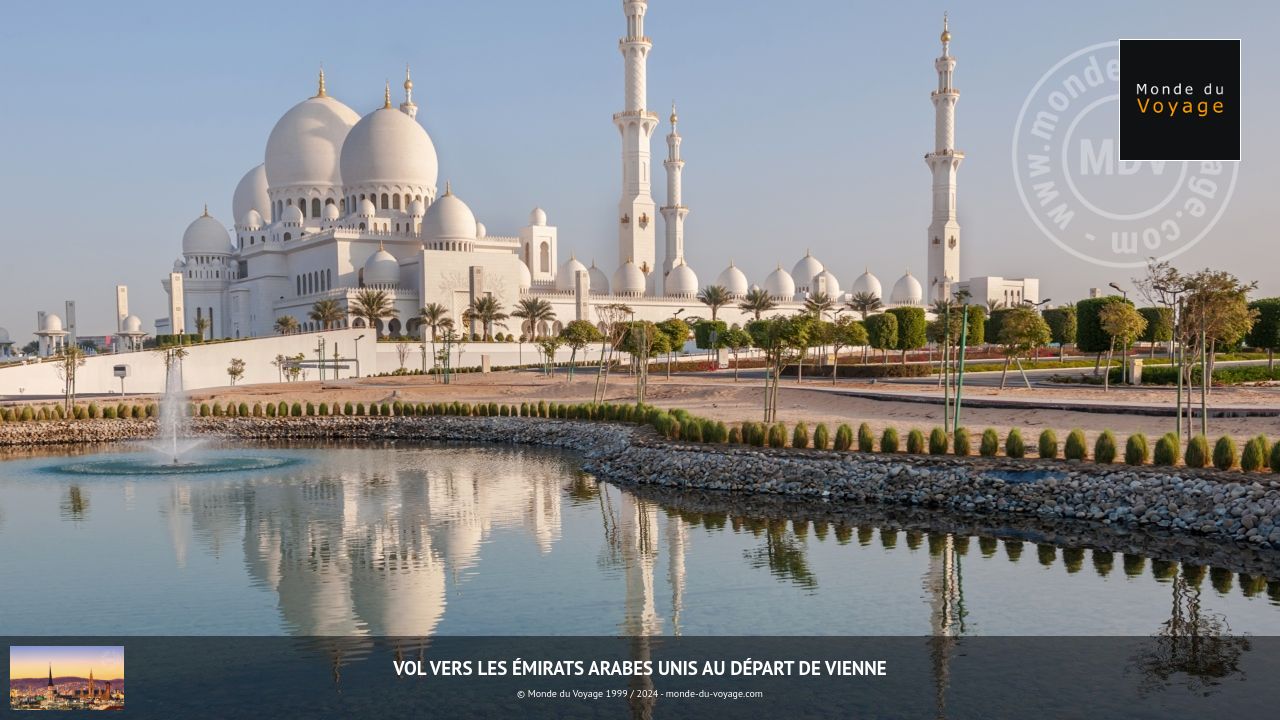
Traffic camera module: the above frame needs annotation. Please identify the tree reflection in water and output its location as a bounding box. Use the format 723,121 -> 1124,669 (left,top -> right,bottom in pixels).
60,485 -> 89,521
1134,565 -> 1251,696
743,519 -> 818,591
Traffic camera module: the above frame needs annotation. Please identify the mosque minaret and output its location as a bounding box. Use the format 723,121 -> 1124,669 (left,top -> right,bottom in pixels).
152,8 -> 1036,342
926,13 -> 963,304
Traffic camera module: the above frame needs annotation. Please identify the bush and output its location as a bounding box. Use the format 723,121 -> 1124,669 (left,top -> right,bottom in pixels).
290,402 -> 303,417
88,402 -> 100,419
319,402 -> 329,416
953,427 -> 971,456
345,401 -> 355,415
1094,431 -> 1117,464
225,403 -> 237,418
857,423 -> 875,453
1065,429 -> 1088,460
239,402 -> 250,417
278,401 -> 289,417
728,426 -> 742,444
266,402 -> 277,417
906,427 -> 926,450
304,402 -> 315,416
749,422 -> 766,447
768,423 -> 788,449
834,424 -> 854,451
928,428 -> 948,455
979,428 -> 999,457
355,402 -> 366,416
792,422 -> 809,449
537,400 -> 548,418
200,403 -> 211,417
813,424 -> 830,450
1271,441 -> 1280,473
102,406 -> 116,420
1213,436 -> 1237,471
711,421 -> 729,443
1125,433 -> 1149,466
253,402 -> 263,417
1153,433 -> 1179,466
1241,436 -> 1267,472
686,422 -> 703,443
1185,435 -> 1209,468
1038,429 -> 1058,459
880,427 -> 899,453
1005,429 -> 1025,458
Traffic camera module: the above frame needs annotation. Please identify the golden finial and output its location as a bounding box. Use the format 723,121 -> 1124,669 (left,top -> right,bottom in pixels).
444,180 -> 452,196
383,80 -> 392,109
404,64 -> 413,92
316,65 -> 327,98
202,203 -> 209,217
670,100 -> 678,125
941,12 -> 951,44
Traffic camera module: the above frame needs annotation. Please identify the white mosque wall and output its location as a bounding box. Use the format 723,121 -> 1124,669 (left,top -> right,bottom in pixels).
372,341 -> 590,375
0,329 -> 374,397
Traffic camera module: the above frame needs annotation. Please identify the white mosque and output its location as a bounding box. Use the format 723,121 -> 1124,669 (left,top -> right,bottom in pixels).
154,3 -> 1037,343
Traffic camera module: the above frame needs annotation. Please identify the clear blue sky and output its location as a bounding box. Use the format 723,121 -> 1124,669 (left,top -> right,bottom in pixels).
0,0 -> 1274,340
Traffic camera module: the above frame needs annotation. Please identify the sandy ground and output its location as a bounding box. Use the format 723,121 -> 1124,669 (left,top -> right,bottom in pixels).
170,368 -> 1280,444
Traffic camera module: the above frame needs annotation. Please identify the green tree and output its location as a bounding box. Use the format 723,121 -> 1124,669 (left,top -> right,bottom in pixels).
226,357 -> 245,386
273,315 -> 299,335
738,287 -> 776,320
559,320 -> 603,381
463,295 -> 509,341
352,288 -> 398,336
54,345 -> 87,413
828,316 -> 868,383
997,306 -> 1052,389
1076,296 -> 1129,369
864,313 -> 898,364
1137,307 -> 1174,358
697,285 -> 731,322
308,299 -> 343,330
656,317 -> 690,379
747,315 -> 809,421
803,292 -> 835,321
1042,304 -> 1076,360
1246,298 -> 1280,371
720,325 -> 753,381
887,307 -> 927,364
1099,302 -> 1148,392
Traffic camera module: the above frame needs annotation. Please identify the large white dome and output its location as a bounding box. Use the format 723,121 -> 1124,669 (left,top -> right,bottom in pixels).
814,269 -> 841,297
182,211 -> 232,255
557,256 -> 588,292
339,106 -> 438,195
612,260 -> 646,296
850,268 -> 882,298
516,258 -> 533,290
363,246 -> 400,286
422,190 -> 477,242
763,265 -> 796,300
665,262 -> 699,298
233,164 -> 271,225
588,261 -> 610,295
264,94 -> 360,191
791,251 -> 825,291
715,262 -> 749,297
890,271 -> 923,305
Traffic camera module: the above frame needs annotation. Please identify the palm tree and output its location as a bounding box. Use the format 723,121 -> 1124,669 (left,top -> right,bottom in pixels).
512,297 -> 556,340
697,285 -> 731,322
463,295 -> 509,341
739,287 -> 776,320
804,292 -> 835,321
273,315 -> 299,335
416,303 -> 450,341
352,289 -> 398,336
986,298 -> 1005,312
309,299 -> 343,330
846,291 -> 882,320
194,316 -> 211,341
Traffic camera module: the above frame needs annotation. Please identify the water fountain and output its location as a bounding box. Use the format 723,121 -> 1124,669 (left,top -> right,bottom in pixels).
151,347 -> 203,466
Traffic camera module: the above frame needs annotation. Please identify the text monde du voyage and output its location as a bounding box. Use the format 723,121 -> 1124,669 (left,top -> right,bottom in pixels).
1134,83 -> 1228,118
393,658 -> 888,678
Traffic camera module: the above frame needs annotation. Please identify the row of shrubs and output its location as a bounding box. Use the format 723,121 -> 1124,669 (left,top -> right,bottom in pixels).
1108,364 -> 1280,386
0,402 -> 160,421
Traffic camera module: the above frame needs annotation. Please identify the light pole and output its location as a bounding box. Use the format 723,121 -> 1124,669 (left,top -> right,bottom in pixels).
354,334 -> 365,378
1109,283 -> 1131,383
1153,280 -> 1188,442
316,337 -> 326,382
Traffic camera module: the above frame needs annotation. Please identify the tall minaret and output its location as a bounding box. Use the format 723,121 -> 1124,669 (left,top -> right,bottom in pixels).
615,0 -> 659,290
400,64 -> 418,119
660,101 -> 688,291
926,13 -> 963,303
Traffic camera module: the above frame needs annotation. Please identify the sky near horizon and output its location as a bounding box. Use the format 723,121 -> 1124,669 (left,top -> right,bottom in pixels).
0,0 -> 1275,340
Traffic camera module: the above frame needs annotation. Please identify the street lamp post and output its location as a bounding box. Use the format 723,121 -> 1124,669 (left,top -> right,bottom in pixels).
354,334 -> 365,378
1153,280 -> 1188,442
1109,283 -> 1131,384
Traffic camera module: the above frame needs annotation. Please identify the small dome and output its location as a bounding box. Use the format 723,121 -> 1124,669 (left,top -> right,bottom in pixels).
588,262 -> 610,295
182,211 -> 232,255
40,314 -> 64,333
357,197 -> 377,217
0,327 -> 9,343
814,269 -> 841,297
422,190 -> 477,243
322,202 -> 340,221
123,315 -> 143,333
612,260 -> 646,296
172,257 -> 187,270
791,250 -> 825,291
264,94 -> 360,190
890,270 -> 923,305
240,209 -> 264,230
530,207 -> 547,226
475,221 -> 487,238
665,262 -> 699,298
850,268 -> 882,299
715,262 -> 749,297
363,246 -> 400,286
408,199 -> 426,217
763,265 -> 796,300
516,258 -> 533,290
557,256 -> 588,292
233,164 -> 271,225
339,105 -> 438,194
281,204 -> 304,225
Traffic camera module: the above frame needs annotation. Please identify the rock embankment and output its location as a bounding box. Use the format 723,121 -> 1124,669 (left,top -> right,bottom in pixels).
2,417 -> 1277,550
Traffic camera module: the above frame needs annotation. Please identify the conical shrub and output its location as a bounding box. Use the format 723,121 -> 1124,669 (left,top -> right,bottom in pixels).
928,427 -> 948,455
953,427 -> 971,456
1185,435 -> 1209,468
1094,431 -> 1117,464
1153,433 -> 1179,466
1125,433 -> 1149,466
1213,436 -> 1237,471
834,424 -> 854,451
906,429 -> 925,454
1064,429 -> 1088,460
979,428 -> 999,457
1005,429 -> 1025,458
1241,436 -> 1266,472
792,422 -> 809,449
857,423 -> 875,453
880,427 -> 899,453
1038,429 -> 1058,459
813,423 -> 830,450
